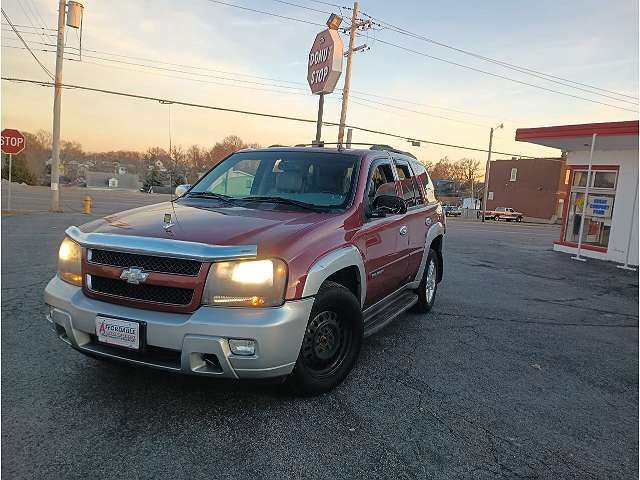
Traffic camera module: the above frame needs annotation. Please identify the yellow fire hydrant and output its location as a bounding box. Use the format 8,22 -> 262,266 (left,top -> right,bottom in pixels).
83,195 -> 92,214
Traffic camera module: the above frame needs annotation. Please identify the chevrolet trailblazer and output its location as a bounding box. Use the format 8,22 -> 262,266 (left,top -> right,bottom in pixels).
44,145 -> 445,395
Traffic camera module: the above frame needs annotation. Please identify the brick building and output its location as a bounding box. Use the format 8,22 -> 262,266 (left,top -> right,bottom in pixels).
486,157 -> 567,222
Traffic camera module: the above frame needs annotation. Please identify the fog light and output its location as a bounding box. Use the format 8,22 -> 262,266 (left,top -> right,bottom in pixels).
228,339 -> 256,356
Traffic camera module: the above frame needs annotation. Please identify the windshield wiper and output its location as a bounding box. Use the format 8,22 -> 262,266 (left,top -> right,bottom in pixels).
240,196 -> 329,212
186,192 -> 236,204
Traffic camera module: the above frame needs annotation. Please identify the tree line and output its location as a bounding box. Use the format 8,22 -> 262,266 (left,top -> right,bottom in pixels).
0,130 -> 261,186
1,130 -> 482,191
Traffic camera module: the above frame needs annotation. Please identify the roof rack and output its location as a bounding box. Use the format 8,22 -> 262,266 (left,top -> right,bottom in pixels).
275,142 -> 417,159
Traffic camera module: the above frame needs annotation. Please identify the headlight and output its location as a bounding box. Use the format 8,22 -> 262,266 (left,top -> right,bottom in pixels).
202,258 -> 287,307
58,237 -> 82,286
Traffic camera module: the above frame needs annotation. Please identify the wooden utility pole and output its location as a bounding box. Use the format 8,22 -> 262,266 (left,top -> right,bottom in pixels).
50,0 -> 66,212
337,1 -> 359,147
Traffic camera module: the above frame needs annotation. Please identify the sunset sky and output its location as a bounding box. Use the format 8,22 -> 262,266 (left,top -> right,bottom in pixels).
1,0 -> 638,164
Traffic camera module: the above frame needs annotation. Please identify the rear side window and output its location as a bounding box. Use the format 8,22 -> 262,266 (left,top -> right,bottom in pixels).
395,162 -> 423,208
411,161 -> 437,204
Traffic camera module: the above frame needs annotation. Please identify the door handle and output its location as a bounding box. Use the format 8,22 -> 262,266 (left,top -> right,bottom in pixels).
399,225 -> 408,236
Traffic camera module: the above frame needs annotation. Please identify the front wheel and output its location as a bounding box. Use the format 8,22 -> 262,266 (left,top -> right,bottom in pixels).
288,281 -> 363,395
413,248 -> 439,313
494,215 -> 500,221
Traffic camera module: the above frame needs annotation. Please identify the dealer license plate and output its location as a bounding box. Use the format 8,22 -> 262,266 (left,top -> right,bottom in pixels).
95,316 -> 140,350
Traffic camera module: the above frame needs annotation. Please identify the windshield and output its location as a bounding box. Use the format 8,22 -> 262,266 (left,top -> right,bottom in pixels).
187,150 -> 359,209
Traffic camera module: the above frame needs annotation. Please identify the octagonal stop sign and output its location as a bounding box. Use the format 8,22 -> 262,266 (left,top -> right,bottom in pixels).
1,129 -> 26,155
307,29 -> 344,95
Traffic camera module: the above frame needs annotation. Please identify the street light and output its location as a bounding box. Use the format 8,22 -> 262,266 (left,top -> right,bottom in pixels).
481,123 -> 503,223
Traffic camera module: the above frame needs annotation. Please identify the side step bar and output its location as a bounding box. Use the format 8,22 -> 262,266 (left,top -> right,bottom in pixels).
363,290 -> 418,337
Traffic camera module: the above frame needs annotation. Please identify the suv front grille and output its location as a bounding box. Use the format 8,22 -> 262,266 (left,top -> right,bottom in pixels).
89,275 -> 194,306
89,249 -> 201,276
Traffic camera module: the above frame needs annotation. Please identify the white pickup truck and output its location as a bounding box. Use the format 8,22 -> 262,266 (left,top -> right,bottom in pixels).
483,207 -> 524,222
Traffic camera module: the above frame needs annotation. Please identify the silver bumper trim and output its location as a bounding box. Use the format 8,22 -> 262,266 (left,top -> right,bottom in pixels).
44,276 -> 313,379
65,225 -> 257,262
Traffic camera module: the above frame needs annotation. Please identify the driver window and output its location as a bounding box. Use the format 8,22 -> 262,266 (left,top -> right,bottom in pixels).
367,162 -> 395,208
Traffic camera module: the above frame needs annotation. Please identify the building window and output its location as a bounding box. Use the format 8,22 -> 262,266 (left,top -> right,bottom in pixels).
510,168 -> 517,182
564,169 -> 617,249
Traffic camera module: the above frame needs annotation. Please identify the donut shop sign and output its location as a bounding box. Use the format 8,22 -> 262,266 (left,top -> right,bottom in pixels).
307,29 -> 344,95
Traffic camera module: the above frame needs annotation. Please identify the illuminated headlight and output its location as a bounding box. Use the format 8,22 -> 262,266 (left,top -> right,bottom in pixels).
58,237 -> 82,286
202,259 -> 287,307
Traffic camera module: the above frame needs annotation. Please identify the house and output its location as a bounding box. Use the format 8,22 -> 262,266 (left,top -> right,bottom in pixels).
485,157 -> 567,222
516,121 -> 638,266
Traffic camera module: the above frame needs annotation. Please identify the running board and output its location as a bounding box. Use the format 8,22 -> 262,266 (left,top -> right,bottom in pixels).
363,291 -> 418,337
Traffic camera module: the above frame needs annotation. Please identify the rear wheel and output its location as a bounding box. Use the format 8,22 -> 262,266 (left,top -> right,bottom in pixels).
494,215 -> 500,221
516,216 -> 523,223
288,281 -> 363,395
413,248 -> 439,313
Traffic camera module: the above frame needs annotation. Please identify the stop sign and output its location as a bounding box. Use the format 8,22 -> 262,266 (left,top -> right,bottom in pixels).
1,129 -> 26,155
307,29 -> 344,95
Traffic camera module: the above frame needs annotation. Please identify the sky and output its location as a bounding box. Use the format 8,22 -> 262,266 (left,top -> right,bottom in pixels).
1,0 -> 638,164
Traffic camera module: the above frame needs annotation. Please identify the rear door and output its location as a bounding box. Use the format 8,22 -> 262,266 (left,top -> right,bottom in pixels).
353,158 -> 408,306
394,158 -> 438,283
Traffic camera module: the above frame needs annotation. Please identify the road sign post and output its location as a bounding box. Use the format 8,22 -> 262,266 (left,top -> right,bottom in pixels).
307,28 -> 343,146
1,128 -> 26,212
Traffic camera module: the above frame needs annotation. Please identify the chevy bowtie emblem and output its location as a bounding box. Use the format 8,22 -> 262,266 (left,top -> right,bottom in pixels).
120,267 -> 149,285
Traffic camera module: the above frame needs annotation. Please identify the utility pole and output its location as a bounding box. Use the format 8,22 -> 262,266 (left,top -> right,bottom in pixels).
50,0 -> 66,212
337,1 -> 359,147
481,123 -> 503,222
50,0 -> 83,212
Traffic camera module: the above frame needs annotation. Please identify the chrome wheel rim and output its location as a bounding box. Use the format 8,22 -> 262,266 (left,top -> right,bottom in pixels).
425,259 -> 436,303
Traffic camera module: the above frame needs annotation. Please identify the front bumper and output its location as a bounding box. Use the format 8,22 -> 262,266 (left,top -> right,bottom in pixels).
44,276 -> 313,379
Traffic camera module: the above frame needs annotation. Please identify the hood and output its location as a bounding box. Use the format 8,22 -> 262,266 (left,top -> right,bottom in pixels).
79,200 -> 340,257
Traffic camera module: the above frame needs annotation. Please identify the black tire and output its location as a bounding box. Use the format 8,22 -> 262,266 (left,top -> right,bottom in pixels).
413,248 -> 439,313
288,281 -> 363,395
516,216 -> 523,223
494,215 -> 500,221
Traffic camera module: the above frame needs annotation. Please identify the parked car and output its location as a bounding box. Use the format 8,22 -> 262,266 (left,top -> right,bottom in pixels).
44,146 -> 445,395
444,205 -> 462,217
483,206 -> 524,222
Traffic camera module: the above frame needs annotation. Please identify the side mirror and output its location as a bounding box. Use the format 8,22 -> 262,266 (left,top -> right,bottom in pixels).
370,194 -> 407,217
174,184 -> 191,197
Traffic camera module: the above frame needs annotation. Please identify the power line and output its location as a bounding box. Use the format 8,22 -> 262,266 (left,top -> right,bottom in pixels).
1,76 -> 536,157
372,37 -> 638,113
0,21 -> 55,30
1,9 -> 53,79
269,0 -> 331,15
368,16 -> 639,102
4,41 -> 492,129
3,35 -> 509,127
15,0 -> 48,44
201,1 -> 637,112
204,0 -> 324,27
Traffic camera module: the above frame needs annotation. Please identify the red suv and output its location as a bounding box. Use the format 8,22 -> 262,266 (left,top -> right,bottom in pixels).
44,145 -> 445,395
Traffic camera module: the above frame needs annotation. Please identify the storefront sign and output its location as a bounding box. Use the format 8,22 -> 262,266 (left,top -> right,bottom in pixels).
586,196 -> 612,218
307,29 -> 344,95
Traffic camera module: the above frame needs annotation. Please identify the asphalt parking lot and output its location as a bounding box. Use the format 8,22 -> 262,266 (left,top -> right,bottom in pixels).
1,189 -> 638,480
